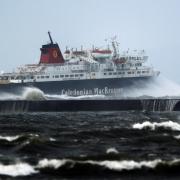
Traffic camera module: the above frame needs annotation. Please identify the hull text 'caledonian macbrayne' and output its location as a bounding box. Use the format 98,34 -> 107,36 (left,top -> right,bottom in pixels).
0,32 -> 160,96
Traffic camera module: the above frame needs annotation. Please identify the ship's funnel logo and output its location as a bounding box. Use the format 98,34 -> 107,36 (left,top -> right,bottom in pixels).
53,50 -> 58,58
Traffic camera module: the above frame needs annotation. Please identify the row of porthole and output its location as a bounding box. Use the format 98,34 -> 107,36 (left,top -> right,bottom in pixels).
53,74 -> 84,78
104,72 -> 126,75
55,66 -> 83,71
36,74 -> 84,79
104,71 -> 149,76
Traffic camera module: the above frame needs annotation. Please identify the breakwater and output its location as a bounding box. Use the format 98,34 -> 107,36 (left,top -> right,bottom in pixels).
0,99 -> 180,113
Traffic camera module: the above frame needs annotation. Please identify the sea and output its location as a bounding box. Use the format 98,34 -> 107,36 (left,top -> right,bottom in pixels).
1,111 -> 180,179
0,77 -> 180,179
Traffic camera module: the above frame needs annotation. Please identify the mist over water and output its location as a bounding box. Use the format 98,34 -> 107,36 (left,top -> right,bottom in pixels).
122,76 -> 180,98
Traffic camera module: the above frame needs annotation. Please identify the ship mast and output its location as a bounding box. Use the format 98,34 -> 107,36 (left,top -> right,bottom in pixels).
48,31 -> 54,44
111,36 -> 119,59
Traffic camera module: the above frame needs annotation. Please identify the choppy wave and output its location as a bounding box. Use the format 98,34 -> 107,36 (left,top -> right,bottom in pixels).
1,158 -> 180,177
0,135 -> 20,142
132,121 -> 180,131
174,135 -> 180,139
0,134 -> 47,144
37,159 -> 68,169
36,158 -> 162,171
106,147 -> 119,154
49,137 -> 56,142
0,162 -> 37,177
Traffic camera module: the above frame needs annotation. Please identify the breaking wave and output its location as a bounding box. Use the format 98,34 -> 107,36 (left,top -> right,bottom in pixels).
132,121 -> 180,131
0,135 -> 20,142
1,158 -> 180,177
0,87 -> 46,101
34,158 -> 180,175
36,158 -> 162,171
0,162 -> 37,177
22,87 -> 46,100
2,156 -> 180,177
106,147 -> 119,154
174,135 -> 180,139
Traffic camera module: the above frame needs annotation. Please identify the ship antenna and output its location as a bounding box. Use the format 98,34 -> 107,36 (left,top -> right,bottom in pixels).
48,31 -> 54,44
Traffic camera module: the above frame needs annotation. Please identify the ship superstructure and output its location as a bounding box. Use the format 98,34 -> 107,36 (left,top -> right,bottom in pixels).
0,32 -> 160,96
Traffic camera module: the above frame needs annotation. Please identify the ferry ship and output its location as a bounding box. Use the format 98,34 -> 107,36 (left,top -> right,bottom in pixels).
0,32 -> 160,96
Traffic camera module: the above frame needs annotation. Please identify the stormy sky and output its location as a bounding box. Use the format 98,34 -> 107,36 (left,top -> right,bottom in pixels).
0,0 -> 180,83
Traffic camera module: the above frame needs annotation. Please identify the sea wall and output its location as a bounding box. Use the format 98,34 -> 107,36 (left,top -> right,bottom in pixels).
0,99 -> 180,113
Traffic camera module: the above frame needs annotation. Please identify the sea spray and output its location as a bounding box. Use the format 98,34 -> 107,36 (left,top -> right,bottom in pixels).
121,76 -> 180,98
132,121 -> 180,131
22,87 -> 46,100
0,87 -> 46,100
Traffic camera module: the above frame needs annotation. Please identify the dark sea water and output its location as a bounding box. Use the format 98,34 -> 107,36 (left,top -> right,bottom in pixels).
0,111 -> 180,179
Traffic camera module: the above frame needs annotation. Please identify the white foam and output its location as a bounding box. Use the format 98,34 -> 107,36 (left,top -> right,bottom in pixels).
106,147 -> 119,154
37,158 -> 162,172
0,135 -> 20,142
174,135 -> 180,139
22,87 -> 46,100
1,158 -> 180,177
0,163 -> 37,177
0,87 -> 46,100
37,159 -> 68,169
49,138 -> 56,142
132,121 -> 180,131
45,94 -> 105,100
29,133 -> 39,137
96,159 -> 162,171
